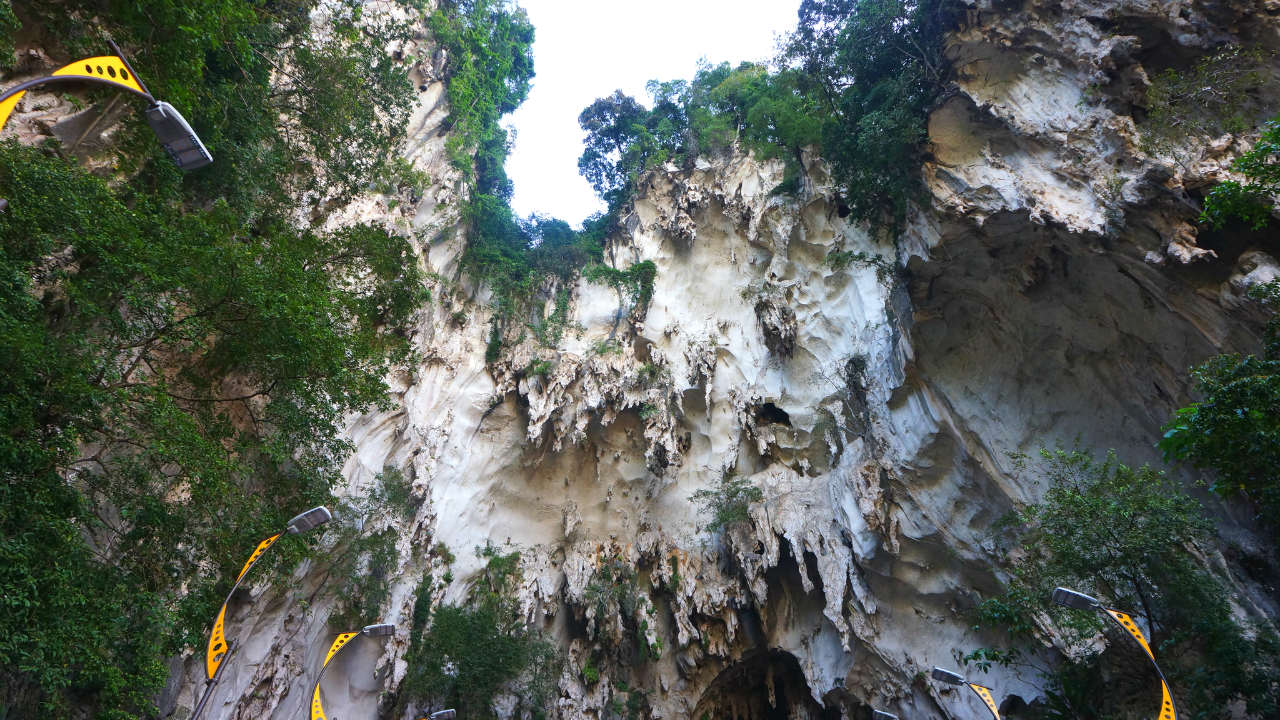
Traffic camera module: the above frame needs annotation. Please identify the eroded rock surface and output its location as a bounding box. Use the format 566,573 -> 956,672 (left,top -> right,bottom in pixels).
45,1 -> 1269,718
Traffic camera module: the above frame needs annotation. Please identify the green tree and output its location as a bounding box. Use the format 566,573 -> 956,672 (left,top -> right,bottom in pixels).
431,0 -> 609,341
0,0 -> 423,715
692,471 -> 764,534
968,450 -> 1280,719
1161,281 -> 1280,534
784,0 -> 960,232
395,546 -> 558,719
576,2 -> 962,236
1200,115 -> 1280,230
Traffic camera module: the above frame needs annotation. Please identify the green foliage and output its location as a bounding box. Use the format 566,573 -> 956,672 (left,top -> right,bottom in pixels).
329,527 -> 399,630
396,545 -> 558,719
637,362 -> 665,383
0,0 -> 422,714
430,0 -> 609,339
581,660 -> 600,685
969,450 -> 1280,718
824,248 -> 894,283
0,1 -> 17,70
584,555 -> 662,663
1142,47 -> 1271,160
428,0 -> 533,187
1201,115 -> 1280,230
785,0 -> 959,231
584,260 -> 658,308
327,470 -> 417,629
578,1 -> 961,235
1161,281 -> 1280,534
590,338 -> 623,356
577,61 -> 823,211
524,358 -> 553,378
20,0 -> 416,216
691,471 -> 764,534
531,287 -> 575,347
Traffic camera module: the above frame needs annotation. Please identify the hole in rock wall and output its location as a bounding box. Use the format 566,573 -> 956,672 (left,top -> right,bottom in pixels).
754,402 -> 792,427
692,650 -> 843,720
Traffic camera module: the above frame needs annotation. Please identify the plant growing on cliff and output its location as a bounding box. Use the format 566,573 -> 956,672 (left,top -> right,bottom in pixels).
1161,280 -> 1280,536
967,450 -> 1280,718
1200,115 -> 1280,230
692,470 -> 764,534
395,545 -> 558,719
1141,47 -> 1271,161
578,0 -> 962,235
431,0 -> 615,339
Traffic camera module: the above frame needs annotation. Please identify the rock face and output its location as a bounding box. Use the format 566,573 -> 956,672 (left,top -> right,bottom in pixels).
76,1 -> 1275,718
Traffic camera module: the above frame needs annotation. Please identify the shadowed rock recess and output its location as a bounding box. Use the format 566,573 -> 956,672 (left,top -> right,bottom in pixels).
100,1 -> 1278,718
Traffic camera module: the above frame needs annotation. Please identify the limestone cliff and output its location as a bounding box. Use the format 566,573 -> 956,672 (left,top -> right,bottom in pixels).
126,1 -> 1280,718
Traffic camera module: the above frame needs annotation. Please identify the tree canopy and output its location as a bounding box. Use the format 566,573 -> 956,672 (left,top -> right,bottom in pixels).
576,0 -> 961,235
0,1 -> 423,715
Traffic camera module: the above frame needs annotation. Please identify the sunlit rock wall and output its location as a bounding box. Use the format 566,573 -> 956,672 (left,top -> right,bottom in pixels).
124,0 -> 1280,718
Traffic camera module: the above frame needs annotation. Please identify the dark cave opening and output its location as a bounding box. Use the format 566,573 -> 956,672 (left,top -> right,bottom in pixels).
754,402 -> 792,427
692,650 -> 843,720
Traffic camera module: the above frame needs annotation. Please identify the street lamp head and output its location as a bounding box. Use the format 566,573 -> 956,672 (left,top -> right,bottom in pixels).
872,711 -> 900,720
428,711 -> 456,720
361,623 -> 395,637
286,506 -> 332,534
931,667 -> 966,686
144,101 -> 213,171
1051,587 -> 1101,612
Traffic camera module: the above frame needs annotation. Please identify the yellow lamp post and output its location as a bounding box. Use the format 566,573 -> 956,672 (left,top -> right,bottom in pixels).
311,623 -> 396,720
0,40 -> 211,169
190,506 -> 332,720
1052,587 -> 1178,720
931,667 -> 1002,720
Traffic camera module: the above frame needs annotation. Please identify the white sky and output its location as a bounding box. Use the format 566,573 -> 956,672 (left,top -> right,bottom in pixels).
504,0 -> 802,226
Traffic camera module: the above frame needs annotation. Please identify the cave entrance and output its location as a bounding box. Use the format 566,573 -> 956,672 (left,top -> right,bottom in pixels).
692,650 -> 841,720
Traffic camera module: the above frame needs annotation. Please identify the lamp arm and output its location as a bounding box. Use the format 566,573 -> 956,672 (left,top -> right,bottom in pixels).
1100,608 -> 1179,720
204,533 -> 283,681
966,682 -> 1003,720
107,39 -> 151,97
189,640 -> 234,720
311,632 -> 361,720
0,75 -> 152,106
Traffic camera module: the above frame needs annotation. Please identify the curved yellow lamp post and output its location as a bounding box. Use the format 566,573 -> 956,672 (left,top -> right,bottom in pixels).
1052,587 -> 1178,720
0,41 -> 211,170
931,667 -> 1002,720
311,623 -> 395,720
190,506 -> 332,720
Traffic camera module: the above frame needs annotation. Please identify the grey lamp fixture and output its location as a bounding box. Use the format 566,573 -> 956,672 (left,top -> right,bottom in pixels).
427,711 -> 457,720
872,710 -> 900,720
361,622 -> 396,637
1051,587 -> 1178,720
191,506 -> 332,720
1051,586 -> 1100,611
288,506 -> 334,534
930,667 -> 966,685
0,41 -> 211,171
930,667 -> 1002,720
144,101 -> 213,170
311,623 -> 398,720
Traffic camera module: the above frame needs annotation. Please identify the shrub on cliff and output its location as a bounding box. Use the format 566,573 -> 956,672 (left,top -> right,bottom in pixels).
967,450 -> 1280,719
1162,280 -> 1280,538
395,546 -> 558,719
431,0 -> 610,346
692,470 -> 764,534
1200,115 -> 1280,230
